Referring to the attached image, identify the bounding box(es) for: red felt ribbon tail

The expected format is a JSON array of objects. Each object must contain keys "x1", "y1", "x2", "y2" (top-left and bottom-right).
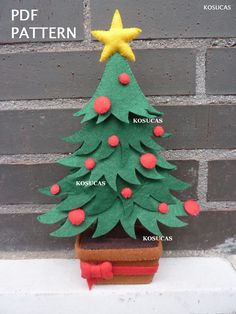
[{"x1": 87, "y1": 278, "x2": 95, "y2": 290}]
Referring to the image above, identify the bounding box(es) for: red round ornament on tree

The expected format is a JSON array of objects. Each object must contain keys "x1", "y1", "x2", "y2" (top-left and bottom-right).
[
  {"x1": 50, "y1": 184, "x2": 60, "y2": 195},
  {"x1": 84, "y1": 158, "x2": 96, "y2": 170},
  {"x1": 119, "y1": 73, "x2": 130, "y2": 85},
  {"x1": 121, "y1": 187, "x2": 133, "y2": 199},
  {"x1": 108, "y1": 135, "x2": 120, "y2": 147},
  {"x1": 153, "y1": 126, "x2": 165, "y2": 137},
  {"x1": 94, "y1": 96, "x2": 111, "y2": 114},
  {"x1": 184, "y1": 200, "x2": 200, "y2": 216},
  {"x1": 158, "y1": 203, "x2": 169, "y2": 214},
  {"x1": 140, "y1": 153, "x2": 157, "y2": 169},
  {"x1": 68, "y1": 209, "x2": 85, "y2": 225}
]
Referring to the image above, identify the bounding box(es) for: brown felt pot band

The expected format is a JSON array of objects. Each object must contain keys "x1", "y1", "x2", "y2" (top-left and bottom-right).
[
  {"x1": 96, "y1": 274, "x2": 154, "y2": 285},
  {"x1": 75, "y1": 236, "x2": 163, "y2": 262}
]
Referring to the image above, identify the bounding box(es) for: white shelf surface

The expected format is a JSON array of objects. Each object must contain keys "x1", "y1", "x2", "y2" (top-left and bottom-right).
[{"x1": 0, "y1": 257, "x2": 236, "y2": 314}]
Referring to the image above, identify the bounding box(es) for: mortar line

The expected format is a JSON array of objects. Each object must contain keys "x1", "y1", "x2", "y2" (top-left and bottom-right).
[
  {"x1": 195, "y1": 47, "x2": 206, "y2": 98},
  {"x1": 197, "y1": 160, "x2": 208, "y2": 204},
  {"x1": 0, "y1": 204, "x2": 55, "y2": 214},
  {"x1": 0, "y1": 250, "x2": 75, "y2": 259},
  {"x1": 0, "y1": 249, "x2": 228, "y2": 259},
  {"x1": 83, "y1": 0, "x2": 92, "y2": 42},
  {"x1": 0, "y1": 99, "x2": 85, "y2": 111},
  {"x1": 0, "y1": 38, "x2": 235, "y2": 54},
  {"x1": 204, "y1": 201, "x2": 236, "y2": 210},
  {"x1": 0, "y1": 96, "x2": 236, "y2": 111},
  {"x1": 0, "y1": 150, "x2": 235, "y2": 164},
  {"x1": 0, "y1": 201, "x2": 235, "y2": 215},
  {"x1": 149, "y1": 95, "x2": 236, "y2": 105},
  {"x1": 163, "y1": 149, "x2": 236, "y2": 160}
]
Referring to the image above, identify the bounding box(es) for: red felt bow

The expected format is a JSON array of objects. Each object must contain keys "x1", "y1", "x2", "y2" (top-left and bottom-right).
[
  {"x1": 81, "y1": 261, "x2": 113, "y2": 289},
  {"x1": 80, "y1": 261, "x2": 159, "y2": 289}
]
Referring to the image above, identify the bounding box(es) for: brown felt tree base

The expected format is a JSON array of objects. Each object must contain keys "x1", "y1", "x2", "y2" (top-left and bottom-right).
[
  {"x1": 96, "y1": 274, "x2": 154, "y2": 285},
  {"x1": 75, "y1": 225, "x2": 163, "y2": 285}
]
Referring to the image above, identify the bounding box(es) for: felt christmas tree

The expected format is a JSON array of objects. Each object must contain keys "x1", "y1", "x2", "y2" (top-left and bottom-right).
[{"x1": 38, "y1": 10, "x2": 200, "y2": 241}]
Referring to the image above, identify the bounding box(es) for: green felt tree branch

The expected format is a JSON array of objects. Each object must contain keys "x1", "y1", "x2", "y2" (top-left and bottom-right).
[{"x1": 38, "y1": 53, "x2": 193, "y2": 238}]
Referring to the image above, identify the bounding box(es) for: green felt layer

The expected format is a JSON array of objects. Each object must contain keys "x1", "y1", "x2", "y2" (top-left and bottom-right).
[
  {"x1": 38, "y1": 52, "x2": 193, "y2": 239},
  {"x1": 74, "y1": 53, "x2": 163, "y2": 124},
  {"x1": 38, "y1": 175, "x2": 189, "y2": 238},
  {"x1": 64, "y1": 115, "x2": 163, "y2": 154},
  {"x1": 58, "y1": 146, "x2": 171, "y2": 191}
]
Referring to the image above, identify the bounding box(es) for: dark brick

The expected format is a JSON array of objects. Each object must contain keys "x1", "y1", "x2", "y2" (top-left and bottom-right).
[
  {"x1": 159, "y1": 105, "x2": 236, "y2": 150},
  {"x1": 161, "y1": 210, "x2": 236, "y2": 251},
  {"x1": 0, "y1": 164, "x2": 68, "y2": 204},
  {"x1": 134, "y1": 50, "x2": 196, "y2": 96},
  {"x1": 171, "y1": 160, "x2": 198, "y2": 200},
  {"x1": 208, "y1": 160, "x2": 236, "y2": 201},
  {"x1": 0, "y1": 211, "x2": 235, "y2": 252},
  {"x1": 1, "y1": 105, "x2": 235, "y2": 154},
  {"x1": 0, "y1": 109, "x2": 79, "y2": 154},
  {"x1": 0, "y1": 0, "x2": 84, "y2": 43},
  {"x1": 0, "y1": 213, "x2": 73, "y2": 251},
  {"x1": 0, "y1": 49, "x2": 196, "y2": 100},
  {"x1": 91, "y1": 0, "x2": 236, "y2": 39},
  {"x1": 0, "y1": 161, "x2": 197, "y2": 204},
  {"x1": 206, "y1": 48, "x2": 236, "y2": 95},
  {"x1": 0, "y1": 51, "x2": 101, "y2": 100}
]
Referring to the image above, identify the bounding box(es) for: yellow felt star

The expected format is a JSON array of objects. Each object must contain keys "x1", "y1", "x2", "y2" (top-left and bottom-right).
[{"x1": 91, "y1": 9, "x2": 142, "y2": 62}]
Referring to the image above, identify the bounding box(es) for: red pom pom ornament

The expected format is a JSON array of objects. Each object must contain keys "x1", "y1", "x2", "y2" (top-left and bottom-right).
[
  {"x1": 121, "y1": 187, "x2": 133, "y2": 199},
  {"x1": 108, "y1": 135, "x2": 120, "y2": 147},
  {"x1": 140, "y1": 153, "x2": 157, "y2": 169},
  {"x1": 50, "y1": 184, "x2": 60, "y2": 195},
  {"x1": 94, "y1": 96, "x2": 111, "y2": 114},
  {"x1": 158, "y1": 203, "x2": 169, "y2": 214},
  {"x1": 84, "y1": 158, "x2": 96, "y2": 170},
  {"x1": 153, "y1": 126, "x2": 165, "y2": 137},
  {"x1": 119, "y1": 73, "x2": 130, "y2": 85},
  {"x1": 68, "y1": 209, "x2": 85, "y2": 225},
  {"x1": 184, "y1": 200, "x2": 200, "y2": 216}
]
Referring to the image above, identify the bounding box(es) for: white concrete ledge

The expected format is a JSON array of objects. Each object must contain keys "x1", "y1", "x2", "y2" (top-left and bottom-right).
[{"x1": 0, "y1": 257, "x2": 236, "y2": 314}]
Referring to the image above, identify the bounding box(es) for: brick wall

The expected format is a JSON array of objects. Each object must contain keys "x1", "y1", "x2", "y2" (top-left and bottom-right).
[{"x1": 0, "y1": 0, "x2": 235, "y2": 254}]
